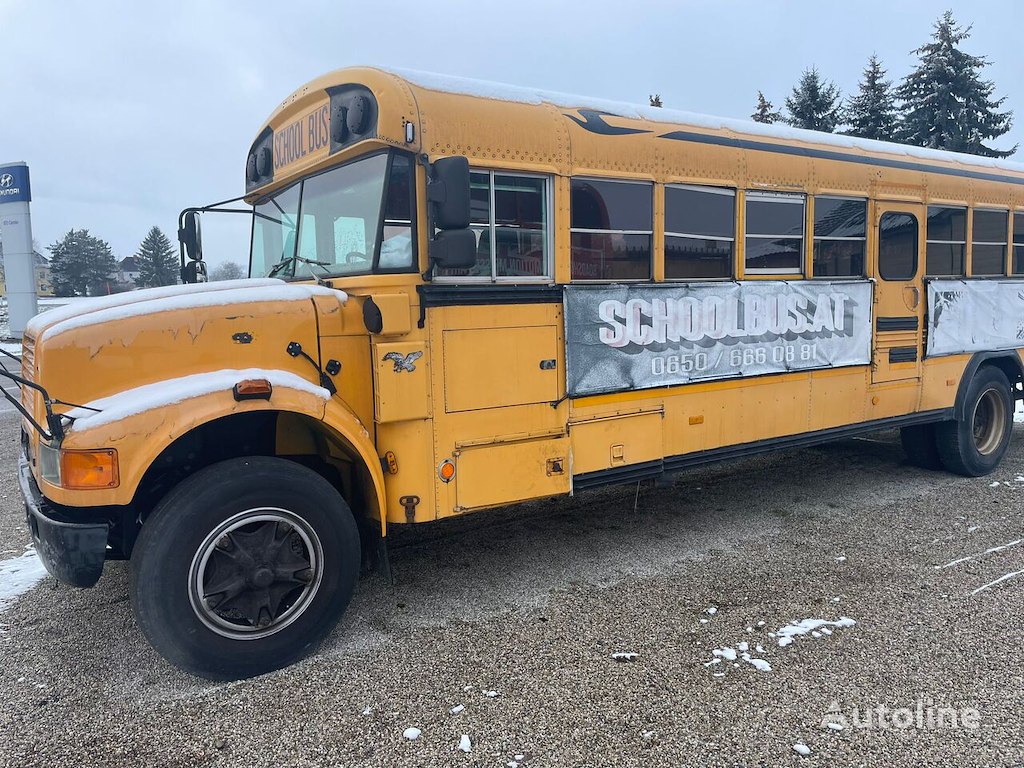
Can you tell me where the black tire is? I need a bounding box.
[129,456,360,680]
[936,366,1014,477]
[900,423,943,470]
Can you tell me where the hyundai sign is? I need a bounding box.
[0,164,31,203]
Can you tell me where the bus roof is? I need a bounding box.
[378,66,1023,175]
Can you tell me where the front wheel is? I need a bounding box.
[936,366,1014,477]
[129,456,360,680]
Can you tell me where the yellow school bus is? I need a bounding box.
[13,66,1024,679]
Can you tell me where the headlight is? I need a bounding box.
[38,445,120,490]
[38,443,60,485]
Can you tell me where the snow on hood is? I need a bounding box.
[382,66,1024,174]
[64,368,331,431]
[35,281,346,342]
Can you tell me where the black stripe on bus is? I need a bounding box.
[876,316,920,332]
[572,408,953,490]
[418,284,563,307]
[658,130,1024,187]
[889,347,919,363]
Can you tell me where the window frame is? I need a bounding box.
[925,204,968,277]
[248,148,418,280]
[877,210,919,282]
[663,183,736,281]
[1013,209,1024,275]
[434,168,554,284]
[743,190,806,276]
[970,206,1009,277]
[810,195,868,279]
[569,176,655,282]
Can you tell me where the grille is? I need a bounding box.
[20,332,36,416]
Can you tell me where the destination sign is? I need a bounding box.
[273,102,331,173]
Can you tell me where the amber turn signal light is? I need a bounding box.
[61,449,119,490]
[233,378,273,401]
[438,459,456,483]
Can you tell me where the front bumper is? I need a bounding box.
[19,453,108,588]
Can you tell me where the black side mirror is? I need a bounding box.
[430,229,477,269]
[181,260,208,284]
[178,210,203,262]
[429,156,470,230]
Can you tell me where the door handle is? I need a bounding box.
[904,285,920,310]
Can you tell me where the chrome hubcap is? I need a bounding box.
[188,508,323,640]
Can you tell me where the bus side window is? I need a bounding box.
[925,206,967,277]
[878,212,918,281]
[570,179,653,281]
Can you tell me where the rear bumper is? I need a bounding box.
[19,454,108,588]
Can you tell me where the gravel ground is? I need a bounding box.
[0,410,1023,767]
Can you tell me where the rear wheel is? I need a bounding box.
[129,456,360,680]
[936,366,1013,477]
[900,423,943,470]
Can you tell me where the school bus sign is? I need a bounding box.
[564,281,873,396]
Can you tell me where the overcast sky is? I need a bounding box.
[3,0,1022,274]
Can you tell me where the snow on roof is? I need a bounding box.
[381,66,1024,174]
[65,368,331,431]
[33,280,346,342]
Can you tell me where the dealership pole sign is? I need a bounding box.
[564,280,873,397]
[0,162,38,339]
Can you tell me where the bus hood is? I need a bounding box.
[22,280,348,436]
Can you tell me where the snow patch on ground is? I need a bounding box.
[0,547,49,612]
[935,538,1023,570]
[774,617,856,647]
[1015,401,1024,424]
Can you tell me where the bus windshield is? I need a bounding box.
[250,151,415,279]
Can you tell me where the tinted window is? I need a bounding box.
[926,206,966,276]
[665,185,734,237]
[571,179,652,232]
[665,185,734,279]
[878,212,917,281]
[971,209,1007,276]
[1015,212,1024,275]
[927,206,967,241]
[813,197,866,277]
[571,179,652,280]
[745,192,804,274]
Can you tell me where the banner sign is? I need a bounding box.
[0,163,31,203]
[927,279,1024,357]
[564,280,873,397]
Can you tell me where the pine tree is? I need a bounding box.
[134,226,179,288]
[48,229,117,297]
[649,94,663,108]
[209,261,246,282]
[784,68,842,132]
[751,91,782,124]
[897,11,1016,157]
[843,55,898,142]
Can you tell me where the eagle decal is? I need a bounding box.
[383,350,423,373]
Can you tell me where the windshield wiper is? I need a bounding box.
[268,255,333,285]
